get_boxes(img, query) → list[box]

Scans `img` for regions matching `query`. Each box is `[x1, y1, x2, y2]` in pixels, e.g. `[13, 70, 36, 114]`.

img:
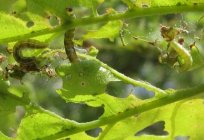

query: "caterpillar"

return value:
[64, 7, 78, 63]
[160, 25, 193, 72]
[169, 41, 193, 72]
[13, 39, 47, 71]
[13, 7, 78, 69]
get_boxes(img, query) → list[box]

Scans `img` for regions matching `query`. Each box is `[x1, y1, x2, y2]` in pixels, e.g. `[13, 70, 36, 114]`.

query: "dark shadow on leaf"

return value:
[26, 21, 34, 28]
[106, 81, 155, 99]
[135, 121, 168, 136]
[30, 75, 104, 123]
[106, 81, 133, 98]
[133, 87, 155, 99]
[64, 103, 104, 123]
[85, 127, 102, 137]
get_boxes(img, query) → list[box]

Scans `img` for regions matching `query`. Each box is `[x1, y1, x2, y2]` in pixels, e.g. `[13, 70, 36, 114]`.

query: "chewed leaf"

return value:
[0, 11, 53, 43]
[83, 20, 123, 40]
[57, 90, 144, 118]
[56, 60, 118, 96]
[93, 99, 204, 140]
[67, 0, 104, 16]
[16, 106, 77, 140]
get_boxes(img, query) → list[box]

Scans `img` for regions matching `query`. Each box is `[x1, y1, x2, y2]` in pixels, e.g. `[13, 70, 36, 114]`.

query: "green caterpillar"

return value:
[160, 25, 193, 72]
[169, 41, 193, 72]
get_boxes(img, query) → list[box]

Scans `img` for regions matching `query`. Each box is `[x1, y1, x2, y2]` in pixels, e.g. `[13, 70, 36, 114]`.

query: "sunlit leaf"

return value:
[96, 99, 204, 140]
[134, 0, 204, 7]
[56, 91, 144, 118]
[0, 12, 28, 41]
[0, 131, 12, 140]
[83, 20, 123, 40]
[67, 0, 104, 16]
[16, 106, 77, 140]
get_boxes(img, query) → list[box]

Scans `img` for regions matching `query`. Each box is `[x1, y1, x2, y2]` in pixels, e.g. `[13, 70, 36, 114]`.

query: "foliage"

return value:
[0, 0, 204, 140]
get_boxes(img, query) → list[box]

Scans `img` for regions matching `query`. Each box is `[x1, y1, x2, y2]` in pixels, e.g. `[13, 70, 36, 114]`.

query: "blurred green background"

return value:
[0, 0, 204, 138]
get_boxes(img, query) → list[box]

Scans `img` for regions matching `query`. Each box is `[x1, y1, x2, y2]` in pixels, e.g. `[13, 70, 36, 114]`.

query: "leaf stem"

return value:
[41, 83, 204, 140]
[78, 53, 166, 94]
[73, 4, 204, 27]
[1, 4, 204, 43]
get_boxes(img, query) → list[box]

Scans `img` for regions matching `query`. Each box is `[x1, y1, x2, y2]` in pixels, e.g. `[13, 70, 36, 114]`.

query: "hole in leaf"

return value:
[106, 81, 133, 98]
[175, 136, 190, 140]
[11, 11, 17, 15]
[176, 2, 182, 6]
[66, 7, 73, 13]
[142, 4, 149, 8]
[193, 3, 198, 6]
[65, 103, 104, 123]
[133, 87, 154, 99]
[26, 21, 34, 28]
[85, 127, 102, 137]
[135, 121, 168, 136]
[48, 15, 60, 27]
[80, 81, 86, 87]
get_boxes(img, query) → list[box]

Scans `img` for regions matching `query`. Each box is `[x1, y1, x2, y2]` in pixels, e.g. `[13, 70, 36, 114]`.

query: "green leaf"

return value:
[134, 0, 204, 7]
[56, 60, 118, 96]
[83, 20, 123, 40]
[0, 0, 70, 43]
[67, 0, 103, 8]
[0, 12, 28, 41]
[164, 99, 204, 139]
[69, 132, 96, 140]
[67, 0, 104, 16]
[26, 0, 70, 19]
[125, 135, 167, 140]
[57, 91, 144, 118]
[16, 106, 77, 140]
[0, 131, 12, 140]
[0, 11, 53, 43]
[96, 99, 204, 140]
[0, 0, 22, 13]
[122, 0, 137, 8]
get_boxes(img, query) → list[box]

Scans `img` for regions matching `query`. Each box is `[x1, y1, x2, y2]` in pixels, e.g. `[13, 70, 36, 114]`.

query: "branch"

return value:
[1, 4, 204, 43]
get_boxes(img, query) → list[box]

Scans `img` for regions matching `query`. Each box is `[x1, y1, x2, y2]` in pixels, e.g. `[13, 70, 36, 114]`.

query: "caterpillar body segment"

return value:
[169, 41, 193, 72]
[13, 39, 47, 64]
